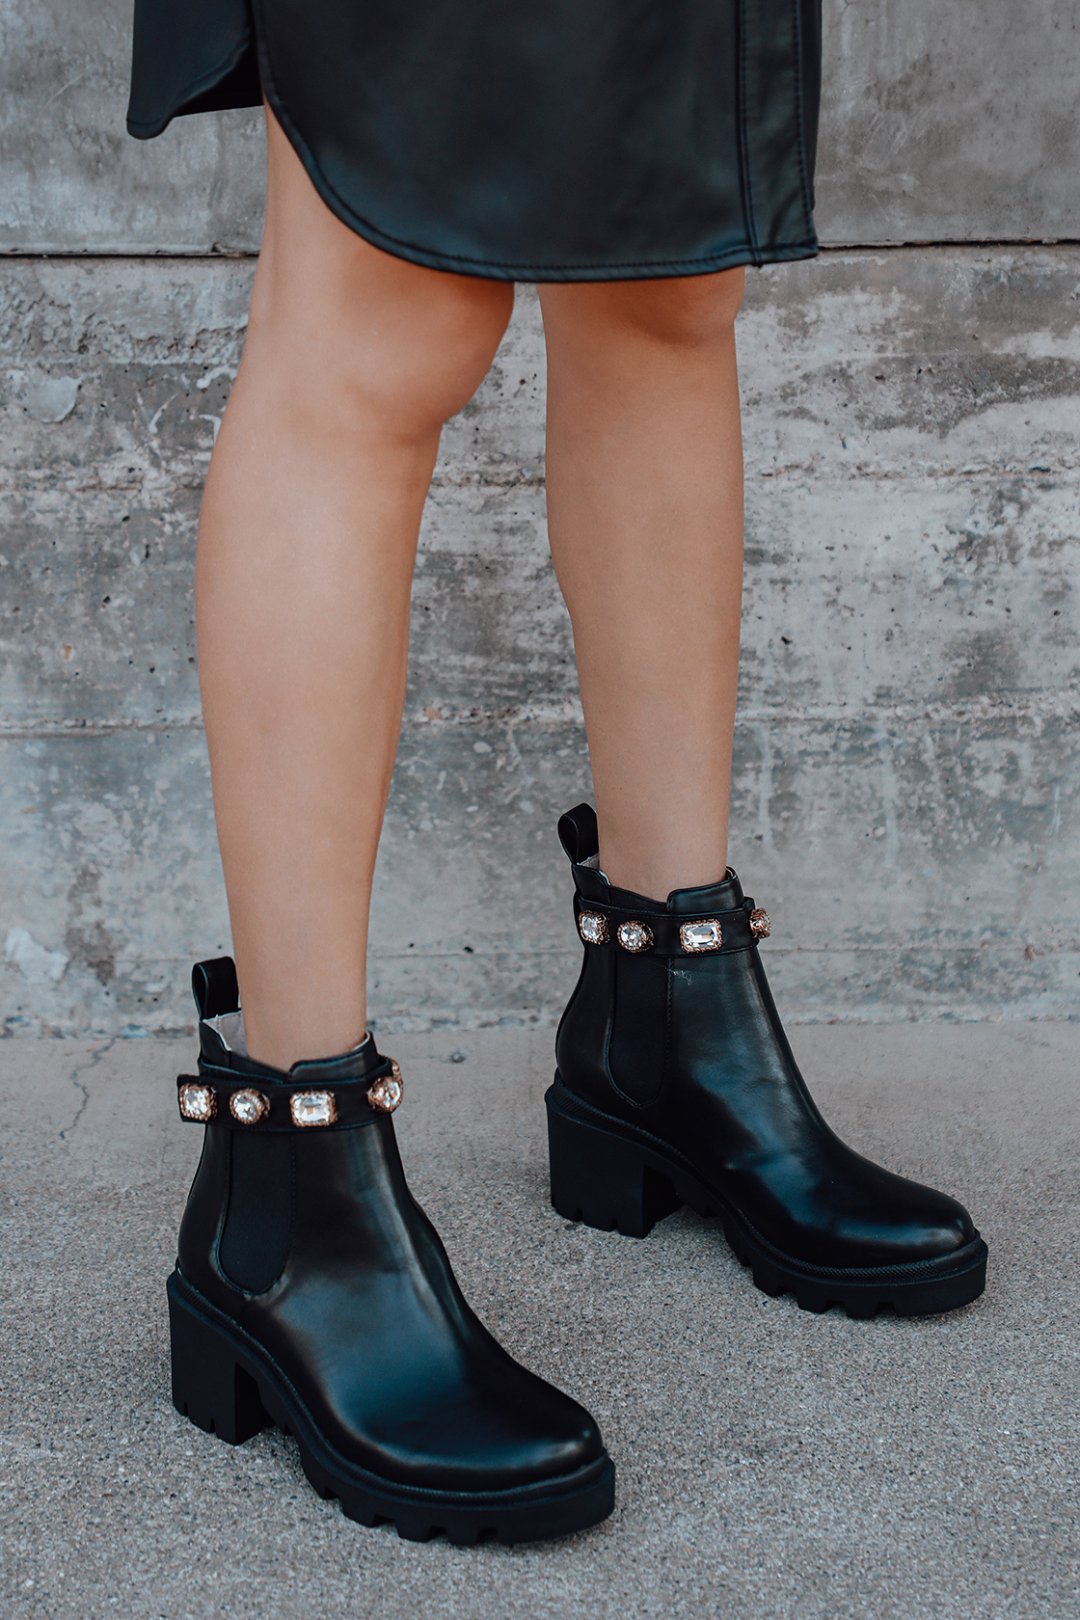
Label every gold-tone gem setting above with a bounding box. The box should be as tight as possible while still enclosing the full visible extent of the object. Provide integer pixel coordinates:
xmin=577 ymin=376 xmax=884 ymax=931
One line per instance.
xmin=179 ymin=1082 xmax=216 ymax=1122
xmin=749 ymin=907 xmax=771 ymax=941
xmin=679 ymin=918 xmax=724 ymax=953
xmin=368 ymin=1057 xmax=404 ymax=1114
xmin=577 ymin=910 xmax=610 ymax=945
xmin=290 ymin=1089 xmax=337 ymax=1128
xmin=616 ymin=919 xmax=654 ymax=953
xmin=229 ymin=1087 xmax=269 ymax=1125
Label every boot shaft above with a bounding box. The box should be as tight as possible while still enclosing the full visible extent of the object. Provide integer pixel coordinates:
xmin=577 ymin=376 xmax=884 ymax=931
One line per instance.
xmin=552 ymin=802 xmax=788 ymax=1112
xmin=175 ymin=955 xmax=411 ymax=1310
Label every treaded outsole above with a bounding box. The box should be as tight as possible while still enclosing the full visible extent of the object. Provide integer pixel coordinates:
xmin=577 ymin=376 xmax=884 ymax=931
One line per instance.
xmin=546 ymin=1078 xmax=988 ymax=1320
xmin=167 ymin=1270 xmax=615 ymax=1544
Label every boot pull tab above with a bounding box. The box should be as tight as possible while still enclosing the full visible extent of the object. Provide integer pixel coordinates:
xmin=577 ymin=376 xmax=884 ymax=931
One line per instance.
xmin=557 ymin=802 xmax=599 ymax=864
xmin=191 ymin=955 xmax=240 ymax=1020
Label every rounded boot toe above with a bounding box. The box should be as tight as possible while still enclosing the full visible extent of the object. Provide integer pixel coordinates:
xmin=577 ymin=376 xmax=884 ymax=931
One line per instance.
xmin=858 ymin=1174 xmax=980 ymax=1268
xmin=457 ymin=1375 xmax=608 ymax=1492
xmin=909 ymin=1186 xmax=979 ymax=1259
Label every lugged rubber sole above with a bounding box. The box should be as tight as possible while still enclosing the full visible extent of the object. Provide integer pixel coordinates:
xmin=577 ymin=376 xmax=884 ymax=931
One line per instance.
xmin=546 ymin=1077 xmax=988 ymax=1319
xmin=167 ymin=1270 xmax=615 ymax=1544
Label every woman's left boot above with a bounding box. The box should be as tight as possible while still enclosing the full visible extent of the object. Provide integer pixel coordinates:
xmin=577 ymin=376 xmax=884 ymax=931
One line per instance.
xmin=546 ymin=802 xmax=988 ymax=1318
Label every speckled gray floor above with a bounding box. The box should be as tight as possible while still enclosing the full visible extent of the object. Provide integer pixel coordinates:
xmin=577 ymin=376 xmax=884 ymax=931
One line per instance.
xmin=2 ymin=1024 xmax=1077 ymax=1619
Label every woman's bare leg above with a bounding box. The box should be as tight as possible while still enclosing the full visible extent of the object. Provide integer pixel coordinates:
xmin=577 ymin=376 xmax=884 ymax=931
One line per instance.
xmin=537 ymin=269 xmax=746 ymax=897
xmin=194 ymin=99 xmax=515 ymax=1069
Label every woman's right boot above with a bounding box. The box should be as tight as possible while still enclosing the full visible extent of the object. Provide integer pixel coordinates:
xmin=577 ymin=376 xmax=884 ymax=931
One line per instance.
xmin=169 ymin=954 xmax=614 ymax=1544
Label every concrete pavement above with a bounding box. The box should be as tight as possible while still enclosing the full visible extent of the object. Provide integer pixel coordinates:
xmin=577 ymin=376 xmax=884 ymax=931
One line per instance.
xmin=2 ymin=1023 xmax=1077 ymax=1618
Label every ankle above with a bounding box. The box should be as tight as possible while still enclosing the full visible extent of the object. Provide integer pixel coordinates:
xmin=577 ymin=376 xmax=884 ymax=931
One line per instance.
xmin=597 ymin=849 xmax=731 ymax=902
xmin=243 ymin=1024 xmax=371 ymax=1074
xmin=213 ymin=1004 xmax=370 ymax=1074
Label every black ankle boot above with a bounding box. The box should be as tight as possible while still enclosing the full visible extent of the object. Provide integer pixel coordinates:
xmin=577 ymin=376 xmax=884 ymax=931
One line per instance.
xmin=546 ymin=803 xmax=988 ymax=1318
xmin=168 ymin=955 xmax=614 ymax=1543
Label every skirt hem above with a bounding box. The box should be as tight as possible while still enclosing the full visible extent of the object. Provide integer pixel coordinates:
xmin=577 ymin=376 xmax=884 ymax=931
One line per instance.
xmin=126 ymin=33 xmax=257 ymax=138
xmin=265 ymin=74 xmax=819 ymax=281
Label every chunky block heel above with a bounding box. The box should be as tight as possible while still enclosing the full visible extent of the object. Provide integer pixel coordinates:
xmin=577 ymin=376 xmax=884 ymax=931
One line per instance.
xmin=167 ymin=1271 xmax=266 ymax=1445
xmin=546 ymin=1081 xmax=679 ymax=1238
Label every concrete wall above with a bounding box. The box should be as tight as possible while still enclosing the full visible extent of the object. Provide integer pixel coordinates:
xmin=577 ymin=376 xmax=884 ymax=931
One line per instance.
xmin=1 ymin=4 xmax=1077 ymax=1033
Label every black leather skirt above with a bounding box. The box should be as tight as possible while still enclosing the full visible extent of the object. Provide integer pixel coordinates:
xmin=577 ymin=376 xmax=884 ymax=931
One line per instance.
xmin=126 ymin=1 xmax=823 ymax=282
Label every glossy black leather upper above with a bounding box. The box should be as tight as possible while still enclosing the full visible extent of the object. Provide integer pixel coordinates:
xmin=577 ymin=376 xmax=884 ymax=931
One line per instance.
xmin=178 ymin=959 xmax=603 ymax=1492
xmin=554 ymin=804 xmax=977 ymax=1271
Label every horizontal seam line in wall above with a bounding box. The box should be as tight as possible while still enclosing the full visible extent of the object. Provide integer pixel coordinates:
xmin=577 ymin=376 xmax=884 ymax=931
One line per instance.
xmin=6 ymin=467 xmax=1076 ymax=497
xmin=3 ymin=240 xmax=1080 ymax=262
xmin=3 ymin=700 xmax=1077 ymax=738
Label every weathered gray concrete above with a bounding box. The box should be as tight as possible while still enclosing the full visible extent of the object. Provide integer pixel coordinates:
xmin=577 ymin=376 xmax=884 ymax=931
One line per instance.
xmin=814 ymin=4 xmax=1080 ymax=248
xmin=3 ymin=3 xmax=1079 ymax=252
xmin=3 ymin=10 xmax=1079 ymax=1030
xmin=2 ymin=251 xmax=1077 ymax=1031
xmin=1 ymin=1024 xmax=1077 ymax=1619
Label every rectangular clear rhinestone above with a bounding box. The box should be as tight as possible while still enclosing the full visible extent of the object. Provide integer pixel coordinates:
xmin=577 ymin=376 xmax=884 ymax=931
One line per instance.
xmin=290 ymin=1090 xmax=336 ymax=1128
xmin=679 ymin=919 xmax=723 ymax=952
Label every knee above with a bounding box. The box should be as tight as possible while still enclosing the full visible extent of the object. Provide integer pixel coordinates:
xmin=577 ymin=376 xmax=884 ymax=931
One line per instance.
xmin=346 ymin=272 xmax=516 ymax=432
xmin=546 ymin=265 xmax=745 ymax=352
xmin=247 ymin=234 xmax=515 ymax=437
xmin=621 ymin=267 xmax=745 ymax=348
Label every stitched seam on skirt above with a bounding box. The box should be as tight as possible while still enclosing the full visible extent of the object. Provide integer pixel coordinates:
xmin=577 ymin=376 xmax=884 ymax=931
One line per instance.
xmin=735 ymin=0 xmax=762 ymax=264
xmin=251 ymin=0 xmax=809 ymax=274
xmin=791 ymin=0 xmax=816 ymax=241
xmin=126 ymin=32 xmax=256 ymax=132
